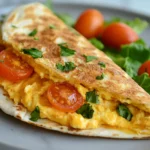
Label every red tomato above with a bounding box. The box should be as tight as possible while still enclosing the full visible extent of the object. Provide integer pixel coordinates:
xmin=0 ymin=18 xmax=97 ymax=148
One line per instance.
xmin=75 ymin=9 xmax=104 ymax=38
xmin=101 ymin=22 xmax=139 ymax=49
xmin=0 ymin=50 xmax=33 ymax=82
xmin=47 ymin=82 xmax=84 ymax=112
xmin=138 ymin=60 xmax=150 ymax=76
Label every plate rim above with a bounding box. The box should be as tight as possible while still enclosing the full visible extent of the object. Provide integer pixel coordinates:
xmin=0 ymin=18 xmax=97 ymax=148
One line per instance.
xmin=0 ymin=1 xmax=150 ymax=150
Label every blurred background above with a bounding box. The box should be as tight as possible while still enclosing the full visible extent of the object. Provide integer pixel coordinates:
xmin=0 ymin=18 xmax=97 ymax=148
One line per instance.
xmin=0 ymin=0 xmax=150 ymax=15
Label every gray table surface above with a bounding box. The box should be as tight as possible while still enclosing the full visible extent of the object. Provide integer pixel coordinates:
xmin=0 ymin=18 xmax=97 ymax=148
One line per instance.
xmin=0 ymin=0 xmax=150 ymax=15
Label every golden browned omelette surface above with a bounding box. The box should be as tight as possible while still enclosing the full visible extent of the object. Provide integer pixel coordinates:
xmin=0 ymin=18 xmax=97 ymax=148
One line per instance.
xmin=2 ymin=3 xmax=150 ymax=113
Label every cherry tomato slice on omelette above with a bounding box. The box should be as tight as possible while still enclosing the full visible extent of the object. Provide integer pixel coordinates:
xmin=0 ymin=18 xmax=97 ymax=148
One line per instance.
xmin=47 ymin=82 xmax=84 ymax=112
xmin=0 ymin=50 xmax=33 ymax=82
xmin=101 ymin=22 xmax=139 ymax=49
xmin=75 ymin=9 xmax=104 ymax=38
xmin=138 ymin=60 xmax=150 ymax=76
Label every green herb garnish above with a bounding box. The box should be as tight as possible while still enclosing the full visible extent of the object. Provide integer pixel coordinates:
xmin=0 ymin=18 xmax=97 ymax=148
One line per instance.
xmin=98 ymin=62 xmax=106 ymax=68
xmin=59 ymin=44 xmax=76 ymax=56
xmin=76 ymin=103 xmax=94 ymax=119
xmin=23 ymin=48 xmax=43 ymax=59
xmin=86 ymin=90 xmax=100 ymax=104
xmin=96 ymin=73 xmax=105 ymax=80
xmin=45 ymin=0 xmax=53 ymax=10
xmin=11 ymin=25 xmax=17 ymax=28
xmin=30 ymin=106 xmax=40 ymax=122
xmin=49 ymin=24 xmax=56 ymax=29
xmin=56 ymin=62 xmax=76 ymax=72
xmin=28 ymin=29 xmax=37 ymax=36
xmin=133 ymin=73 xmax=150 ymax=94
xmin=117 ymin=104 xmax=132 ymax=121
xmin=83 ymin=55 xmax=98 ymax=62
xmin=89 ymin=38 xmax=104 ymax=50
xmin=56 ymin=13 xmax=75 ymax=27
xmin=34 ymin=37 xmax=39 ymax=40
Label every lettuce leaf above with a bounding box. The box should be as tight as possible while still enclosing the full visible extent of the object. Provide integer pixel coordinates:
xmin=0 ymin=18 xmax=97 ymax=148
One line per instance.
xmin=45 ymin=0 xmax=53 ymax=10
xmin=104 ymin=49 xmax=141 ymax=78
xmin=56 ymin=13 xmax=75 ymax=27
xmin=105 ymin=18 xmax=149 ymax=34
xmin=133 ymin=73 xmax=150 ymax=94
xmin=121 ymin=57 xmax=141 ymax=78
xmin=102 ymin=39 xmax=150 ymax=78
xmin=121 ymin=42 xmax=150 ymax=63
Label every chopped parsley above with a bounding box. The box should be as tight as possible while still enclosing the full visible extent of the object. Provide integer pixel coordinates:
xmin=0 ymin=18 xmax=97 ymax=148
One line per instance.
xmin=22 ymin=48 xmax=43 ymax=59
xmin=28 ymin=29 xmax=37 ymax=36
xmin=49 ymin=24 xmax=57 ymax=29
xmin=76 ymin=103 xmax=94 ymax=119
xmin=96 ymin=73 xmax=105 ymax=80
xmin=56 ymin=62 xmax=76 ymax=72
xmin=98 ymin=62 xmax=106 ymax=68
xmin=34 ymin=37 xmax=39 ymax=40
xmin=11 ymin=25 xmax=18 ymax=28
xmin=83 ymin=55 xmax=98 ymax=62
xmin=30 ymin=106 xmax=40 ymax=122
xmin=59 ymin=44 xmax=76 ymax=56
xmin=117 ymin=104 xmax=133 ymax=121
xmin=86 ymin=90 xmax=100 ymax=104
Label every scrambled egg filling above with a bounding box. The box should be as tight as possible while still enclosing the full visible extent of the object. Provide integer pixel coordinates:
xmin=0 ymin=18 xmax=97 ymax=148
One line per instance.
xmin=0 ymin=73 xmax=150 ymax=134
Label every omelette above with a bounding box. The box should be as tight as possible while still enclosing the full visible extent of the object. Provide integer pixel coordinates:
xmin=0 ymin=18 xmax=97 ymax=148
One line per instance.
xmin=0 ymin=3 xmax=150 ymax=139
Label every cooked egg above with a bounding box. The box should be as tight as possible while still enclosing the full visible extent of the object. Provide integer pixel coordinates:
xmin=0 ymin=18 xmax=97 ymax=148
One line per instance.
xmin=1 ymin=72 xmax=150 ymax=134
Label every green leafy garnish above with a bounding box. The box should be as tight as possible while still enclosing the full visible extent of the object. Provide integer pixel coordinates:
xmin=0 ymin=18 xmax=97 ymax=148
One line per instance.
xmin=56 ymin=13 xmax=75 ymax=27
xmin=86 ymin=90 xmax=99 ymax=104
xmin=105 ymin=17 xmax=149 ymax=34
xmin=56 ymin=62 xmax=76 ymax=72
xmin=68 ymin=26 xmax=80 ymax=35
xmin=49 ymin=24 xmax=56 ymax=29
xmin=28 ymin=29 xmax=37 ymax=36
xmin=117 ymin=104 xmax=133 ymax=121
xmin=133 ymin=73 xmax=150 ymax=94
xmin=59 ymin=44 xmax=76 ymax=56
xmin=30 ymin=106 xmax=40 ymax=122
xmin=76 ymin=103 xmax=94 ymax=119
xmin=96 ymin=73 xmax=105 ymax=80
xmin=121 ymin=42 xmax=150 ymax=63
xmin=89 ymin=38 xmax=104 ymax=50
xmin=0 ymin=60 xmax=4 ymax=63
xmin=98 ymin=62 xmax=106 ymax=68
xmin=34 ymin=37 xmax=39 ymax=40
xmin=11 ymin=25 xmax=17 ymax=28
xmin=23 ymin=48 xmax=43 ymax=59
xmin=45 ymin=0 xmax=53 ymax=10
xmin=103 ymin=40 xmax=150 ymax=78
xmin=83 ymin=55 xmax=98 ymax=62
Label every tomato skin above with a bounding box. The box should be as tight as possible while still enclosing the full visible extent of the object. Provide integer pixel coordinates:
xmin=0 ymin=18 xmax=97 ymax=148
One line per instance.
xmin=75 ymin=9 xmax=104 ymax=38
xmin=0 ymin=50 xmax=33 ymax=82
xmin=101 ymin=22 xmax=139 ymax=49
xmin=138 ymin=60 xmax=150 ymax=76
xmin=47 ymin=82 xmax=84 ymax=112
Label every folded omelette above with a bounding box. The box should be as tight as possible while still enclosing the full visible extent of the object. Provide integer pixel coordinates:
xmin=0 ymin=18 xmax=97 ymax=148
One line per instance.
xmin=0 ymin=3 xmax=150 ymax=139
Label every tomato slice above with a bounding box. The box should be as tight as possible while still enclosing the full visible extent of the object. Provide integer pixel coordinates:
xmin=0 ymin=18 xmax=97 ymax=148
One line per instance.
xmin=47 ymin=82 xmax=84 ymax=112
xmin=138 ymin=60 xmax=150 ymax=76
xmin=0 ymin=50 xmax=33 ymax=82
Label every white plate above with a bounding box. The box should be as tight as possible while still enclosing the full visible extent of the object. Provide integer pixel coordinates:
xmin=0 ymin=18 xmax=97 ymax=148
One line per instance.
xmin=0 ymin=2 xmax=150 ymax=150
